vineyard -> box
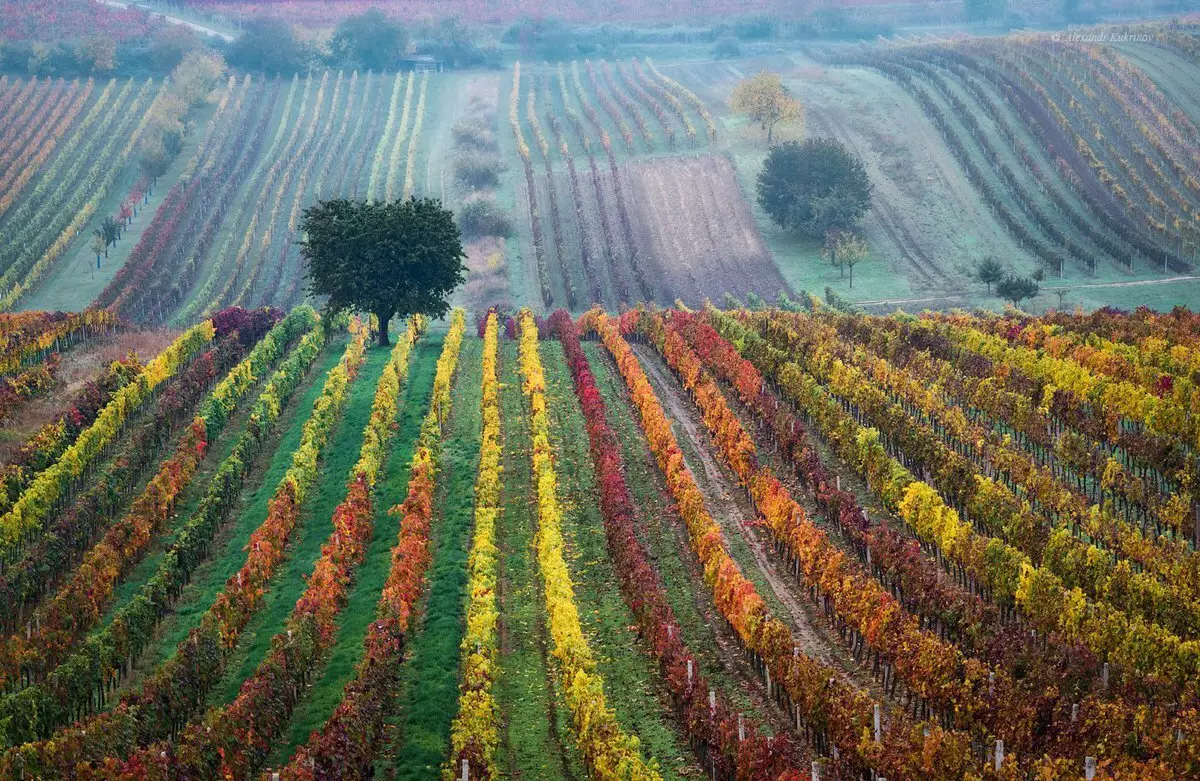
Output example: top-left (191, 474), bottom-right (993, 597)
top-left (508, 59), bottom-right (787, 310)
top-left (0, 300), bottom-right (1197, 780)
top-left (0, 70), bottom-right (438, 321)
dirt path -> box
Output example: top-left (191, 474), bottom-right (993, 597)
top-left (631, 343), bottom-right (833, 664)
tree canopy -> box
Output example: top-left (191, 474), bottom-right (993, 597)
top-left (729, 71), bottom-right (803, 144)
top-left (228, 18), bottom-right (309, 74)
top-left (976, 256), bottom-right (1004, 293)
top-left (302, 198), bottom-right (466, 345)
top-left (757, 137), bottom-right (872, 238)
top-left (331, 9), bottom-right (407, 70)
top-left (996, 274), bottom-right (1039, 307)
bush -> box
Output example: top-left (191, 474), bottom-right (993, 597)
top-left (458, 198), bottom-right (512, 239)
top-left (454, 151), bottom-right (506, 191)
top-left (452, 119), bottom-right (498, 152)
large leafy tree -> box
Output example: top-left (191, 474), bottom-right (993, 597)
top-left (757, 137), bottom-right (871, 238)
top-left (229, 18), bottom-right (308, 74)
top-left (302, 198), bottom-right (466, 346)
top-left (331, 8), bottom-right (407, 70)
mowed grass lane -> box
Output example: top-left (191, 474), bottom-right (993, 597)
top-left (204, 343), bottom-right (392, 709)
top-left (383, 336), bottom-right (483, 779)
top-left (268, 335), bottom-right (440, 763)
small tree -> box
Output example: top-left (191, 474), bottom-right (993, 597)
top-left (758, 138), bottom-right (871, 238)
top-left (976, 256), bottom-right (1004, 294)
top-left (996, 274), bottom-right (1039, 308)
top-left (302, 198), bottom-right (466, 346)
top-left (832, 231), bottom-right (869, 288)
top-left (729, 71), bottom-right (803, 144)
top-left (91, 232), bottom-right (105, 269)
top-left (711, 37), bottom-right (741, 59)
top-left (171, 49), bottom-right (226, 108)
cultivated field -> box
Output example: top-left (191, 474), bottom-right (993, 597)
top-left (1, 301), bottom-right (1199, 779)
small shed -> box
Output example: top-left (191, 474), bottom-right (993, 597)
top-left (399, 55), bottom-right (444, 73)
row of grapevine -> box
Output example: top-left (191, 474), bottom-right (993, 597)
top-left (706, 309), bottom-right (1194, 774)
top-left (644, 58), bottom-right (717, 142)
top-left (515, 310), bottom-right (660, 779)
top-left (510, 62), bottom-right (553, 306)
top-left (105, 317), bottom-right (423, 778)
top-left (274, 309), bottom-right (465, 779)
top-left (0, 319), bottom-right (370, 777)
top-left (0, 319), bottom-right (215, 560)
top-left (0, 308), bottom-right (322, 740)
top-left (527, 84), bottom-right (575, 308)
top-left (0, 310), bottom-right (120, 375)
top-left (551, 310), bottom-right (802, 778)
top-left (445, 312), bottom-right (501, 779)
top-left (367, 73), bottom-right (407, 203)
top-left (383, 72), bottom-right (416, 202)
top-left (401, 71), bottom-right (430, 200)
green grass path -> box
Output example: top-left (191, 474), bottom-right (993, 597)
top-left (267, 335), bottom-right (441, 763)
top-left (494, 340), bottom-right (577, 780)
top-left (204, 343), bottom-right (391, 709)
top-left (383, 337), bottom-right (484, 779)
top-left (116, 340), bottom-right (347, 691)
top-left (541, 340), bottom-right (699, 779)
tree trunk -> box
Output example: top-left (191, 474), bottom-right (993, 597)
top-left (376, 311), bottom-right (390, 346)
top-left (849, 263), bottom-right (854, 288)
top-left (766, 121), bottom-right (773, 145)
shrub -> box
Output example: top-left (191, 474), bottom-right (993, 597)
top-left (452, 119), bottom-right (498, 152)
top-left (453, 151), bottom-right (506, 191)
top-left (458, 197), bottom-right (512, 239)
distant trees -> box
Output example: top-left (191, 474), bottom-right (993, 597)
top-left (975, 256), bottom-right (1004, 293)
top-left (331, 8), bottom-right (407, 70)
top-left (458, 197), bottom-right (512, 239)
top-left (78, 34), bottom-right (117, 72)
top-left (729, 71), bottom-right (803, 144)
top-left (757, 138), bottom-right (872, 238)
top-left (302, 198), bottom-right (466, 346)
top-left (229, 18), bottom-right (309, 74)
top-left (150, 25), bottom-right (201, 71)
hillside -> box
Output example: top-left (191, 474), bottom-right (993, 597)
top-left (0, 302), bottom-right (1198, 779)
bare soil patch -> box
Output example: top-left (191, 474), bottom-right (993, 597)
top-left (623, 154), bottom-right (789, 305)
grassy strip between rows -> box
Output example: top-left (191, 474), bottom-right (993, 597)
top-left (493, 339), bottom-right (577, 780)
top-left (384, 337), bottom-right (483, 778)
top-left (205, 345), bottom-right (391, 709)
top-left (269, 335), bottom-right (442, 762)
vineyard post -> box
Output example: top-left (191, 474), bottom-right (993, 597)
top-left (1085, 757), bottom-right (1096, 780)
top-left (461, 759), bottom-right (469, 781)
top-left (994, 739), bottom-right (1004, 770)
top-left (873, 703), bottom-right (881, 744)
top-left (811, 760), bottom-right (821, 781)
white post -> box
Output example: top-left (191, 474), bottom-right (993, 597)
top-left (1071, 703), bottom-right (1078, 722)
top-left (994, 739), bottom-right (1004, 770)
top-left (836, 475), bottom-right (841, 491)
top-left (1085, 756), bottom-right (1096, 780)
top-left (461, 759), bottom-right (469, 781)
top-left (811, 760), bottom-right (821, 781)
top-left (873, 704), bottom-right (882, 744)
top-left (272, 774), bottom-right (280, 781)
top-left (1102, 662), bottom-right (1109, 690)
top-left (709, 689), bottom-right (716, 714)
top-left (738, 713), bottom-right (745, 742)
top-left (686, 659), bottom-right (693, 688)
